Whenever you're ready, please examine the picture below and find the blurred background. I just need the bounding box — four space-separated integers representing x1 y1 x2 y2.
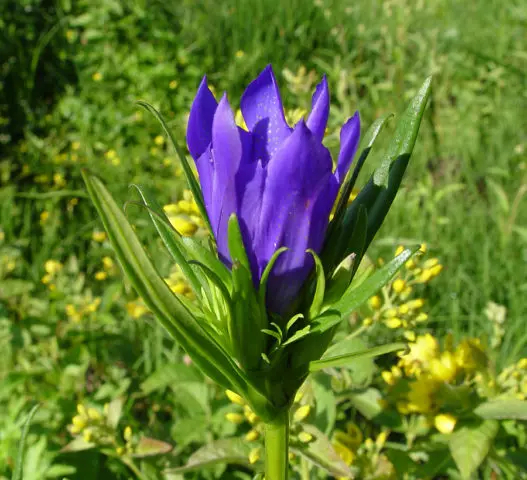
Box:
1 0 526 478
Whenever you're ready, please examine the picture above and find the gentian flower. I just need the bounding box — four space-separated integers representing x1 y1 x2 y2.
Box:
187 65 360 314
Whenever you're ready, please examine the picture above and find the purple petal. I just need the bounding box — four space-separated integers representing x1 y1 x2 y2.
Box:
335 111 360 184
195 146 214 213
210 94 254 262
187 76 218 159
240 65 291 163
253 121 335 312
306 75 330 141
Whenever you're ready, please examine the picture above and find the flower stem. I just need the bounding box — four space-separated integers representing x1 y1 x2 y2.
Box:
264 409 289 480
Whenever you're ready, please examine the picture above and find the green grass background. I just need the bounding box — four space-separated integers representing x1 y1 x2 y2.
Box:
1 0 526 477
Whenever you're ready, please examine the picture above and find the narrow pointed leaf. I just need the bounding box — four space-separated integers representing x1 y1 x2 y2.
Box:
308 342 407 372
136 101 212 234
330 113 393 237
129 184 202 295
307 249 325 319
474 398 527 421
333 247 418 317
81 170 249 395
258 246 288 311
227 214 251 270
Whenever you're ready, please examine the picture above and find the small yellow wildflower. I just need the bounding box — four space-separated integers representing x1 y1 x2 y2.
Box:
87 408 102 421
102 256 114 271
170 217 198 237
40 211 50 224
124 426 132 441
244 405 259 424
245 429 259 441
248 447 261 464
225 413 245 424
226 390 245 405
293 405 311 422
235 50 245 58
92 72 103 82
83 428 93 442
92 231 107 242
116 446 125 456
169 80 178 89
45 260 63 275
368 295 382 310
154 135 165 146
392 278 406 293
53 173 66 188
434 413 457 434
385 317 402 329
298 431 313 443
395 245 405 256
126 300 149 319
72 415 86 429
406 377 438 413
95 271 108 281
72 141 81 151
429 351 458 383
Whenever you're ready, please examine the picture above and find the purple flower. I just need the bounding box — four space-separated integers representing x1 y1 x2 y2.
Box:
186 65 360 314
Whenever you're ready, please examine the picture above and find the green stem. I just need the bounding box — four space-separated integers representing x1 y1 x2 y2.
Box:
264 409 290 480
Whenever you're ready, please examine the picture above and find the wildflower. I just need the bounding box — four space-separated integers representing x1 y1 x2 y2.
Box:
245 429 259 441
434 413 457 434
186 65 360 313
53 173 66 188
226 389 245 405
225 413 245 424
298 431 313 443
124 426 132 441
95 271 108 281
235 50 245 58
169 80 178 90
248 447 261 464
92 72 103 82
40 211 50 225
92 231 107 242
293 405 311 422
45 260 63 275
429 351 458 383
406 377 438 413
126 300 149 319
368 295 382 310
392 278 406 293
72 141 81 151
154 135 165 146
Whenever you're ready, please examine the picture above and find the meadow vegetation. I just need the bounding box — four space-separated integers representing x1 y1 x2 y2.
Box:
1 0 526 478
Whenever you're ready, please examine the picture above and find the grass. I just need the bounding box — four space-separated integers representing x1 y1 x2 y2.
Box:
1 0 527 478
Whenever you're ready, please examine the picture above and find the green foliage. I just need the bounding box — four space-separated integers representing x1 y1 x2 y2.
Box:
2 0 527 478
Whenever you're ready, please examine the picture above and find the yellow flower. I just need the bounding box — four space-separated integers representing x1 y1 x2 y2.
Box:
368 295 382 310
429 351 458 383
87 408 102 420
333 440 355 465
392 278 406 293
226 390 245 405
248 447 261 464
40 211 50 224
92 72 103 82
53 173 66 187
83 428 93 442
126 300 149 319
0 230 4 242
169 80 178 89
169 217 198 237
298 431 313 443
92 231 107 242
293 405 311 422
407 377 438 413
395 245 405 256
235 50 245 58
94 271 107 281
235 109 248 131
154 135 165 146
245 429 259 441
244 405 259 424
71 141 81 151
455 338 487 372
400 334 439 376
124 426 132 441
434 413 457 434
102 256 114 270
72 415 86 429
225 413 245 424
385 317 402 329
45 260 63 275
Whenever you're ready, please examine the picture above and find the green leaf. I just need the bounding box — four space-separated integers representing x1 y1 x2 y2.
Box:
164 438 255 474
81 171 249 396
258 247 287 313
291 425 352 478
60 436 96 453
227 214 251 270
332 247 418 317
329 77 432 269
307 249 326 319
329 113 393 238
129 184 202 296
132 437 173 457
105 397 123 429
309 342 406 372
474 398 527 420
449 420 499 479
12 404 40 480
136 101 212 234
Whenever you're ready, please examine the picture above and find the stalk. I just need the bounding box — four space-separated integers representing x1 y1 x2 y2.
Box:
264 409 290 480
